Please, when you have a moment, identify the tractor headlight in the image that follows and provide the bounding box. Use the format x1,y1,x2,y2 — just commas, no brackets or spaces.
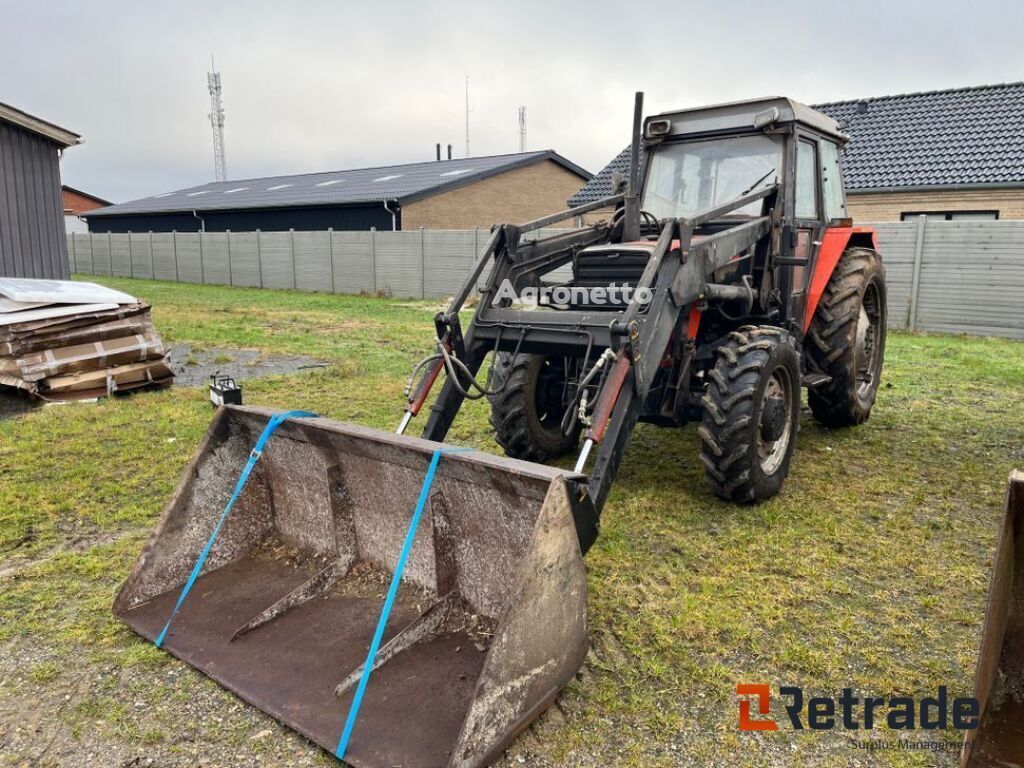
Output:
753,107,780,129
646,119,672,137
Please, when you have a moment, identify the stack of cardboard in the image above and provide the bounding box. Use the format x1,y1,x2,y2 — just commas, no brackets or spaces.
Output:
0,278,173,401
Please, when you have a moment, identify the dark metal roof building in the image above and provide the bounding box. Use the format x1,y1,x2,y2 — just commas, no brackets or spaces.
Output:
86,151,591,233
0,102,81,279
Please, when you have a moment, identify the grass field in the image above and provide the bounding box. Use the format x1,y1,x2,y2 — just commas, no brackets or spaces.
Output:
1,276,1022,767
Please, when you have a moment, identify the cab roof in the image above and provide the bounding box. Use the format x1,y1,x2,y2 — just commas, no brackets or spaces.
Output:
648,96,846,143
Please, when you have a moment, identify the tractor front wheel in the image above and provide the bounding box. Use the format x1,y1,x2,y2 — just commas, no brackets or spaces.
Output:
488,353,580,463
699,326,801,503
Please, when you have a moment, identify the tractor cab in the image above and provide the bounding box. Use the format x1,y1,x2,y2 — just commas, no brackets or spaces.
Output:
633,97,868,330
639,96,850,226
570,97,870,328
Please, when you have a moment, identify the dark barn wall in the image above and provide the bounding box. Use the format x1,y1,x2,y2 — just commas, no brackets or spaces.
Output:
0,121,69,279
87,204,400,233
86,212,201,233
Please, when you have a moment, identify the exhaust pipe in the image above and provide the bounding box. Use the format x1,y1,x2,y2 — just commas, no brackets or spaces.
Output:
622,91,644,242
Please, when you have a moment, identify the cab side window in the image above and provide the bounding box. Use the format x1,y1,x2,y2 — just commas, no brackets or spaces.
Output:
820,140,847,221
795,139,819,220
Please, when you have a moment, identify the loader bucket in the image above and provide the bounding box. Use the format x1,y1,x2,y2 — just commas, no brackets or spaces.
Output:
114,405,588,768
963,470,1024,768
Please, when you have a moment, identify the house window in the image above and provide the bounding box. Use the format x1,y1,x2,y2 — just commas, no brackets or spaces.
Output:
900,210,999,221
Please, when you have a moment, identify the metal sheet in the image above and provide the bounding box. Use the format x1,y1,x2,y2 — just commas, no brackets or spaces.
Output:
0,277,135,304
0,298,48,313
0,303,118,326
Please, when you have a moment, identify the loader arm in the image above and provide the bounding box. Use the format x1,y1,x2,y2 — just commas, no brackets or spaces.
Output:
415,184,780,552
580,189,777,519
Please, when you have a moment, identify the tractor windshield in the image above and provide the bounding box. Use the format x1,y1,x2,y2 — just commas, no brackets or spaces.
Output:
641,134,781,220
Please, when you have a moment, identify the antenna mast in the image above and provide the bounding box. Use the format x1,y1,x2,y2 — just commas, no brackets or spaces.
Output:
518,106,527,152
465,76,471,158
207,57,227,181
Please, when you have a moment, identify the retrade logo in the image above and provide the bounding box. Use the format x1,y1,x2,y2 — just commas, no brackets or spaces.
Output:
736,684,980,732
736,684,778,731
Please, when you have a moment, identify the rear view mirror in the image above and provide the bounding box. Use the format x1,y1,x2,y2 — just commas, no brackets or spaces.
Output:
611,170,627,194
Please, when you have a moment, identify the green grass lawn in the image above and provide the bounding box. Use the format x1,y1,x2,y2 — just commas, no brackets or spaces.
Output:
1,275,1022,767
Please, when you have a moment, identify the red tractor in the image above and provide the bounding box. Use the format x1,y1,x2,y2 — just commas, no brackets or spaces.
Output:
407,92,887,548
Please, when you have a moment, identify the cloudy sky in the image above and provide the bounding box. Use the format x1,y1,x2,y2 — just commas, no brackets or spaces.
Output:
3,0,1022,203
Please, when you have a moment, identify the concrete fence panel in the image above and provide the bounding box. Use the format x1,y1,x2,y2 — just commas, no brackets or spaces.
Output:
151,233,177,282
293,230,332,293
259,231,293,290
332,231,375,294
175,233,203,284
228,232,260,288
129,232,154,280
914,220,1024,338
424,229,476,299
871,222,916,329
110,234,131,278
71,233,94,275
200,232,230,286
92,234,111,276
373,230,422,298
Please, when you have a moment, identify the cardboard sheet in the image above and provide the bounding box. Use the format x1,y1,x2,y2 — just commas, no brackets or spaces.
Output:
12,332,168,382
0,316,155,357
0,303,147,340
41,358,173,396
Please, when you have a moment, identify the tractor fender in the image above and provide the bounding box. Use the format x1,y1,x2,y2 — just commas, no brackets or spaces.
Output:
803,226,878,332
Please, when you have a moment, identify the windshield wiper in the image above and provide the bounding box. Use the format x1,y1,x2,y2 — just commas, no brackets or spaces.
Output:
740,168,776,196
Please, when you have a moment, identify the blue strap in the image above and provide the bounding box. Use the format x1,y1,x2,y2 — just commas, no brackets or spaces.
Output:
335,445,470,762
155,410,317,649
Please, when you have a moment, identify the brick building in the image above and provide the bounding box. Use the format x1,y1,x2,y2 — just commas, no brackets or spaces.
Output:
83,151,591,233
62,186,111,233
570,82,1024,223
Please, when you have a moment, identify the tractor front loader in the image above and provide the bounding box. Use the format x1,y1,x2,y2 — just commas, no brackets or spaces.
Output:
115,93,887,767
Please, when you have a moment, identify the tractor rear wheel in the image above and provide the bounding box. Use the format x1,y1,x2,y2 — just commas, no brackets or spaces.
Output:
699,326,801,503
488,353,580,462
806,247,887,426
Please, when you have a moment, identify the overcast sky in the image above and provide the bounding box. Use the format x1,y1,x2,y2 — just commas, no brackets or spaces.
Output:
3,0,1022,203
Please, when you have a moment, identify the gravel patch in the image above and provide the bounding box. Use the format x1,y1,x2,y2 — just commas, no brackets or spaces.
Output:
168,344,326,388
